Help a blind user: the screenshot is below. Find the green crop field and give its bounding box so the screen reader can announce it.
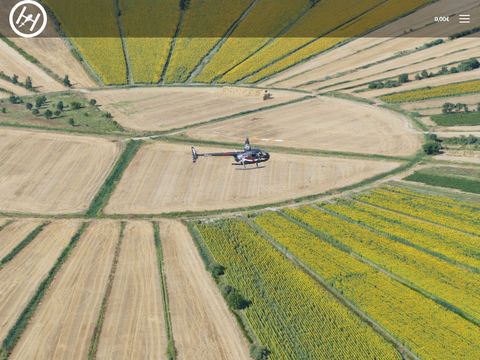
[431,112,480,126]
[0,92,124,133]
[405,167,480,194]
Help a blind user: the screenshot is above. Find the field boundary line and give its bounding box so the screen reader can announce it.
[86,140,142,218]
[245,217,418,360]
[0,222,48,269]
[187,0,259,83]
[0,222,89,359]
[284,208,480,327]
[113,0,133,85]
[88,221,125,360]
[159,3,186,84]
[321,202,480,274]
[153,222,176,360]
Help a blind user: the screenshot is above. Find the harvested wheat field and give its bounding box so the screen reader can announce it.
[0,128,121,214]
[0,220,42,259]
[187,97,421,157]
[91,87,305,132]
[0,41,65,93]
[324,45,480,93]
[0,221,80,342]
[97,221,167,360]
[105,142,401,214]
[160,220,250,360]
[11,221,120,360]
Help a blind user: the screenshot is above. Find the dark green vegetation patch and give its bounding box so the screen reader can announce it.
[0,92,124,134]
[405,167,480,194]
[431,112,480,126]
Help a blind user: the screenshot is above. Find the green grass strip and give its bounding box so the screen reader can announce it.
[431,112,480,126]
[88,222,125,360]
[153,222,176,360]
[0,223,47,268]
[405,172,480,195]
[86,140,142,217]
[0,222,89,359]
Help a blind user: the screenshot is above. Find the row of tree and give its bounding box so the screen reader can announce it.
[415,58,479,81]
[368,58,479,90]
[442,102,480,114]
[0,71,33,90]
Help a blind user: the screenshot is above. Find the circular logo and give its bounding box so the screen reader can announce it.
[9,0,48,38]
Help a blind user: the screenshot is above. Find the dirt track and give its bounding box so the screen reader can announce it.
[11,221,120,360]
[91,87,304,131]
[97,221,167,360]
[160,220,250,360]
[0,221,79,342]
[186,97,421,156]
[105,142,401,214]
[0,128,121,214]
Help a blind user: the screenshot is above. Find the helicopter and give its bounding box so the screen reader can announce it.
[192,138,270,168]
